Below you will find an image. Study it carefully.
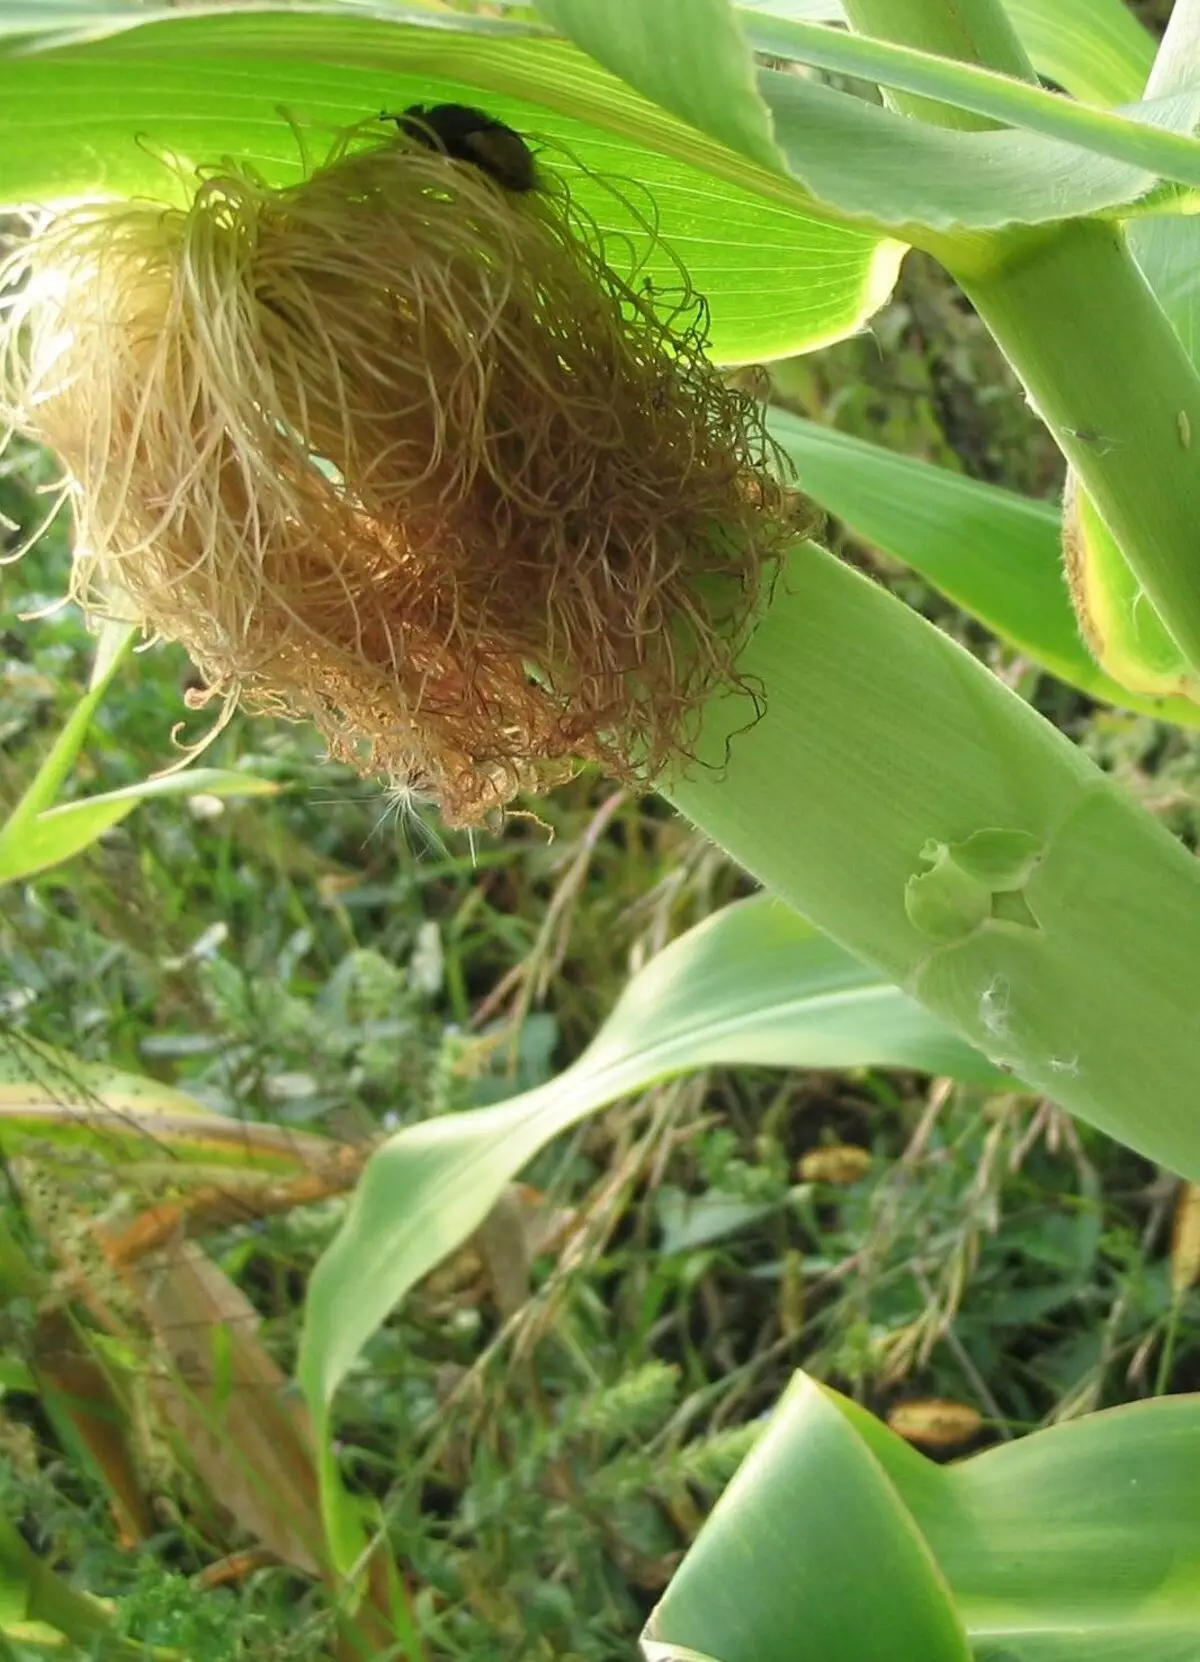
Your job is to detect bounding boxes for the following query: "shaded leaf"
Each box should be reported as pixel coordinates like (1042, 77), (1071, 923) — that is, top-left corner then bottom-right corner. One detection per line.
(769, 409), (1200, 727)
(745, 13), (1200, 190)
(761, 68), (1200, 235)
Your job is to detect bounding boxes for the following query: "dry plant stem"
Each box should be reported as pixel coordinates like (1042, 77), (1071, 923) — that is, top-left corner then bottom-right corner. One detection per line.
(1, 129), (792, 825)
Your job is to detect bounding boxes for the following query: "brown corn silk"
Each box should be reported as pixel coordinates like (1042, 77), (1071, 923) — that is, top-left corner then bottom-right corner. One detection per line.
(1, 124), (793, 823)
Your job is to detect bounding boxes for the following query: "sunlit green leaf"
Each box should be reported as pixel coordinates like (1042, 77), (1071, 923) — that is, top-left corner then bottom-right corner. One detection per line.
(740, 0), (1156, 107)
(0, 8), (898, 363)
(1004, 0), (1154, 105)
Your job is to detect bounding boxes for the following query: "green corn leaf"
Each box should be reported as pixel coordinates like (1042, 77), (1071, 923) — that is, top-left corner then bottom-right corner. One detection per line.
(1033, 17), (1200, 708)
(0, 621), (278, 886)
(900, 1392), (1200, 1658)
(0, 7), (899, 365)
(1004, 0), (1154, 105)
(669, 539), (1200, 1179)
(0, 627), (134, 844)
(740, 0), (1155, 107)
(541, 0), (1198, 197)
(537, 0), (1194, 235)
(761, 67), (1185, 236)
(644, 1374), (970, 1662)
(0, 1031), (339, 1173)
(651, 1374), (1200, 1662)
(1148, 0), (1200, 102)
(768, 409), (1200, 726)
(0, 3), (1191, 281)
(299, 890), (1004, 1568)
(535, 0), (783, 170)
(951, 214), (1200, 693)
(744, 13), (1200, 187)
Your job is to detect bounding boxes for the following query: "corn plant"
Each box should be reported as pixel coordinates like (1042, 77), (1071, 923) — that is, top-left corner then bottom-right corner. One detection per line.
(6, 0), (1200, 1657)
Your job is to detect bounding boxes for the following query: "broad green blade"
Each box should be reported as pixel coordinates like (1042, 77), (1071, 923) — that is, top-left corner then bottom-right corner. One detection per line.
(2, 4), (1193, 266)
(744, 13), (1200, 188)
(741, 0), (1155, 107)
(1148, 0), (1200, 102)
(0, 10), (899, 365)
(655, 1374), (1200, 1661)
(846, 1389), (1200, 1658)
(0, 0), (496, 45)
(769, 410), (1200, 726)
(932, 1396), (1200, 1657)
(299, 891), (1003, 1566)
(536, 0), (782, 170)
(1004, 0), (1153, 105)
(535, 0), (1197, 235)
(0, 768), (279, 886)
(668, 539), (1200, 1180)
(1125, 11), (1200, 455)
(644, 1374), (970, 1662)
(761, 68), (1200, 236)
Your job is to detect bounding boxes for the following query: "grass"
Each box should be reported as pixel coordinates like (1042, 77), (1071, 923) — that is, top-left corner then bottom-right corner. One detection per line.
(2, 248), (1200, 1661)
